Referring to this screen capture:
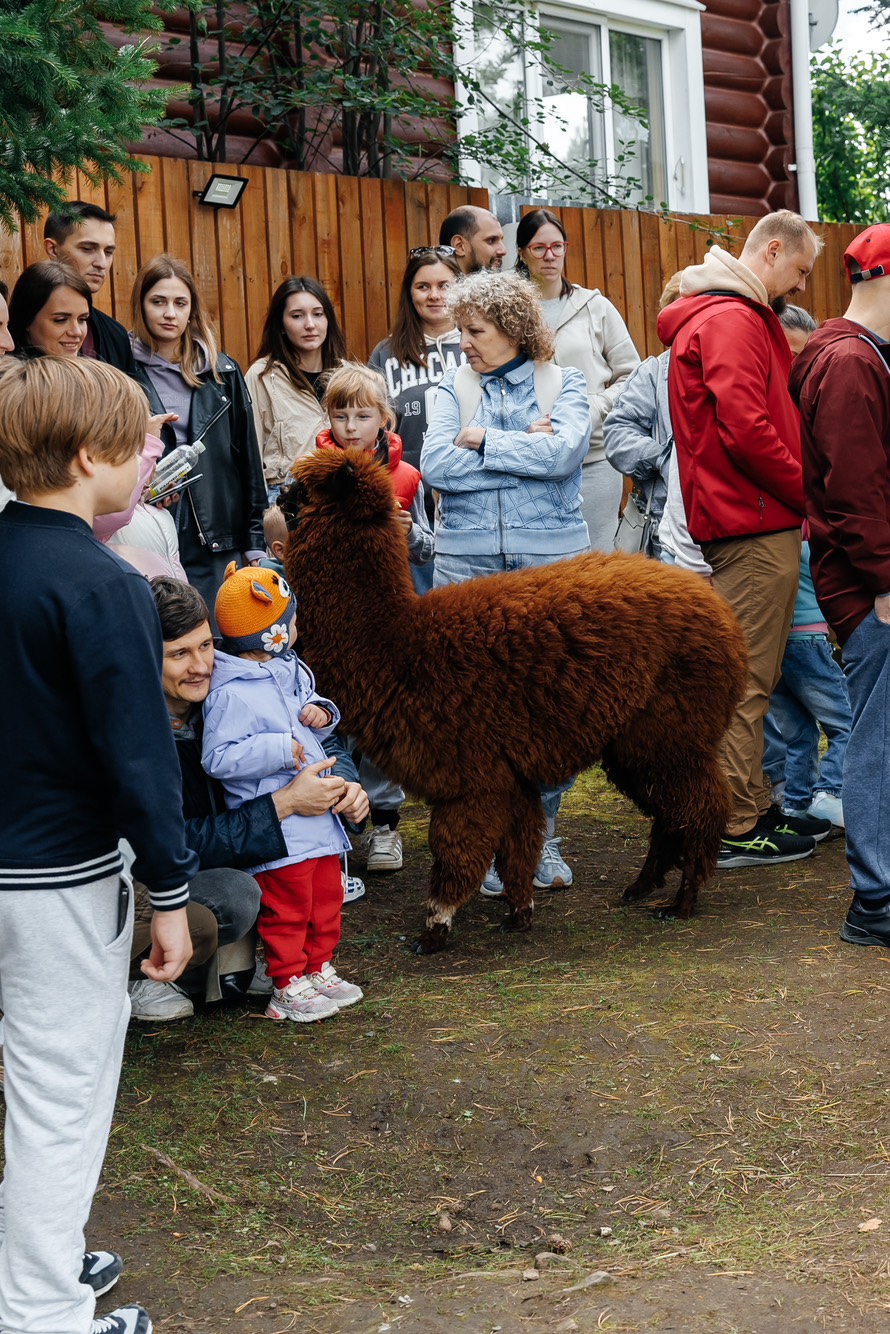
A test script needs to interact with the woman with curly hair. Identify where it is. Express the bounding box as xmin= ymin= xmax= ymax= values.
xmin=516 ymin=208 xmax=639 ymax=550
xmin=420 ymin=270 xmax=592 ymax=893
